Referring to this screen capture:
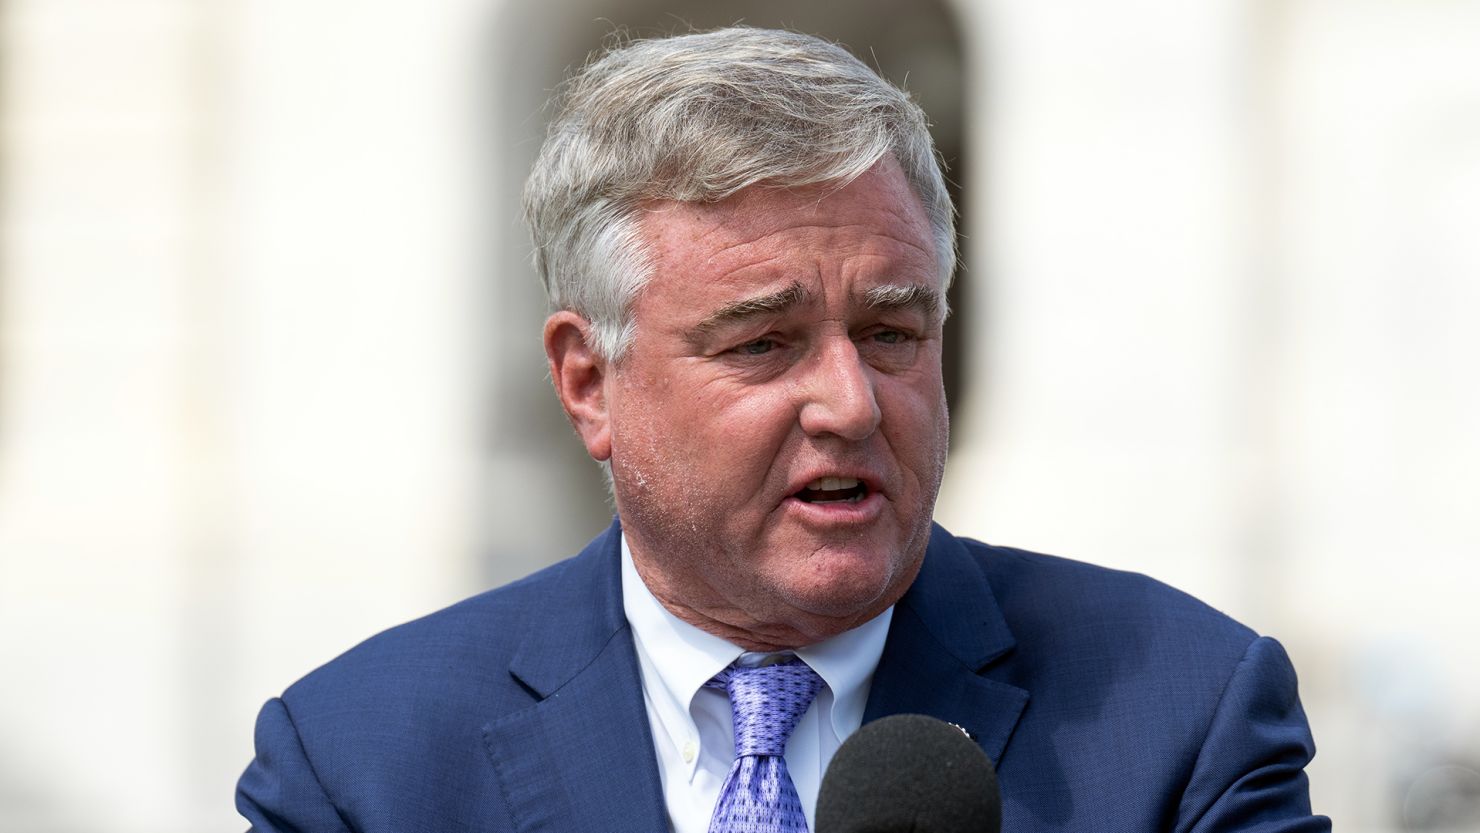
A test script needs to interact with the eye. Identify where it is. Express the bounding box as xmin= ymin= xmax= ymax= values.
xmin=856 ymin=327 xmax=921 ymax=371
xmin=737 ymin=338 xmax=777 ymax=355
